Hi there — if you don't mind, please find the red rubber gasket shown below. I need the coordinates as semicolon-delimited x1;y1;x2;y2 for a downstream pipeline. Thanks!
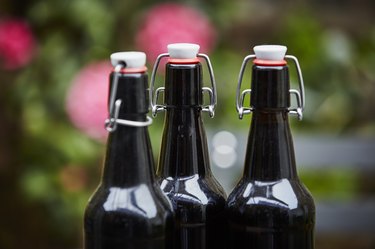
253;59;287;66
113;66;148;74
168;58;200;64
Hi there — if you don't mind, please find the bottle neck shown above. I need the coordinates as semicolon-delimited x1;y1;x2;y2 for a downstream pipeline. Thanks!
157;107;211;177
102;72;155;187
250;64;290;109
102;124;155;187
243;110;297;181
244;64;297;181
164;62;203;107
157;62;211;178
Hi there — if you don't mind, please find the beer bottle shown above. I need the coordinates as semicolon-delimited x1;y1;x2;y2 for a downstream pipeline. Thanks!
226;45;315;249
84;52;173;249
150;43;227;249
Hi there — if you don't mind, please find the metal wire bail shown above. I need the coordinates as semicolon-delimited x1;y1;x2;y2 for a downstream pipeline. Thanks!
105;63;153;132
235;55;256;119
235;54;306;120
150;53;217;118
150;53;169;117
285;55;305;121
197;53;217;118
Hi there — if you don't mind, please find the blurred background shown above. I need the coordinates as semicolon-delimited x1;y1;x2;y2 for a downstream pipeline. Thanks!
0;0;375;248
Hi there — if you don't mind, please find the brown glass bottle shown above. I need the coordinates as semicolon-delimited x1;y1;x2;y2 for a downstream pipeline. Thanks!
154;46;227;249
226;51;315;249
84;54;173;249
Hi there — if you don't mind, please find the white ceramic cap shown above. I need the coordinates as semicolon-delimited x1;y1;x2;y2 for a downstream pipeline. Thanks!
110;52;146;68
253;45;287;61
168;43;200;59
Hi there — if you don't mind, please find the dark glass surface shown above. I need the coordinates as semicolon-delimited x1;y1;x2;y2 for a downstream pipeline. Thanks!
157;62;227;249
84;72;173;249
226;65;315;249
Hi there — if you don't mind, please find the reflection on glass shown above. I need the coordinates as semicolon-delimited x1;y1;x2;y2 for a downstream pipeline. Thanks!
183;174;209;204
242;180;298;209
103;184;157;218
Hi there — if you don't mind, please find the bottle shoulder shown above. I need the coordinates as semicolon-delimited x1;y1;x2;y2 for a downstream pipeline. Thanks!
159;174;227;207
227;178;315;213
85;183;173;220
84;184;173;241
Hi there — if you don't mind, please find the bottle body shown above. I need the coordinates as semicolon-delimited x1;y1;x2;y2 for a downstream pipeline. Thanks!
84;71;173;249
227;64;315;249
157;62;227;249
159;175;227;249
84;182;173;249
227;178;315;248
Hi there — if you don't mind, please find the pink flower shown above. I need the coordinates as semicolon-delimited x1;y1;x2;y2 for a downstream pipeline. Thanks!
136;3;217;64
0;18;36;70
66;61;112;141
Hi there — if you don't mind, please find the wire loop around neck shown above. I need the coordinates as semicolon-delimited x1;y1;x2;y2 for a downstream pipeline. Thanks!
105;64;153;132
150;53;217;118
235;54;305;120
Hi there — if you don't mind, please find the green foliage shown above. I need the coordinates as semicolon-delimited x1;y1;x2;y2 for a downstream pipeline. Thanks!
300;168;359;200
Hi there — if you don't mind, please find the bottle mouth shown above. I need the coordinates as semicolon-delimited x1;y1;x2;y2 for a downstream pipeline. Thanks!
253;45;287;66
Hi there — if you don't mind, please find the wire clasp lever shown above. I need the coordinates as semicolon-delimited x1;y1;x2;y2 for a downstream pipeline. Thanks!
150;53;217;118
235;54;305;120
105;64;152;132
